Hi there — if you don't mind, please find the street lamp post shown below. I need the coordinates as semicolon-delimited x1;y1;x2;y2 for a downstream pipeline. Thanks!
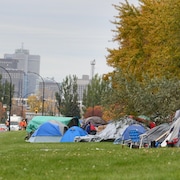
19;70;27;98
28;71;45;115
46;77;61;116
0;66;12;131
21;92;35;118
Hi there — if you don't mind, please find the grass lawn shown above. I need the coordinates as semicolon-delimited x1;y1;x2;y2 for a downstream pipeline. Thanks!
0;130;180;180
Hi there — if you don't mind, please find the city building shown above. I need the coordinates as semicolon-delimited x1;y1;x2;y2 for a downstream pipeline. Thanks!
38;75;90;103
38;77;60;100
77;75;90;101
0;47;91;115
1;47;40;98
0;58;24;97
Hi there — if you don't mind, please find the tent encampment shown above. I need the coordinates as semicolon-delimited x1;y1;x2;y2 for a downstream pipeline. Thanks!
28;120;68;142
75;117;140;142
60;126;88;142
26;116;79;133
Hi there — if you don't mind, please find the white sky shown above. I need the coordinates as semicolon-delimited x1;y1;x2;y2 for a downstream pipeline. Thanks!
0;0;139;82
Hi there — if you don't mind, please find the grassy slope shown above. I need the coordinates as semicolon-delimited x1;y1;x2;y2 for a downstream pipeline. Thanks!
0;131;180;180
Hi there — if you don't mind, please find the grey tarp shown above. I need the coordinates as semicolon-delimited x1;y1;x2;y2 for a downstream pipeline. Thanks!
140;123;170;145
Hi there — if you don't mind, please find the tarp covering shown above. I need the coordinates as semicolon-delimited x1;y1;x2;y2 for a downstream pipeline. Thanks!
140;123;170;145
161;118;180;147
138;115;150;121
61;126;88;142
26;116;79;133
83;116;107;126
97;121;129;140
75;117;147;142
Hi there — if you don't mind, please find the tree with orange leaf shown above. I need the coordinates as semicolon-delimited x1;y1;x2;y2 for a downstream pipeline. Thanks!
82;74;111;119
103;0;180;121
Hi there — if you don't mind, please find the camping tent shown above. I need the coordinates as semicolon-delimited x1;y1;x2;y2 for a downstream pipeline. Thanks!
60;126;88;142
83;116;107;126
122;124;147;141
26;116;79;133
140;123;170;145
28;120;68;143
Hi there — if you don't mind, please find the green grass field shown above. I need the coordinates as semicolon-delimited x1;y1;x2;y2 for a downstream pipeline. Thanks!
0;131;180;180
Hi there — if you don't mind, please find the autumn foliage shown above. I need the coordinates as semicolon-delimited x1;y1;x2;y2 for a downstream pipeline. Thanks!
83;106;103;119
102;0;180;120
107;0;180;81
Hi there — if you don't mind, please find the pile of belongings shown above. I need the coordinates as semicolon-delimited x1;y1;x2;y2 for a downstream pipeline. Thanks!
75;117;148;143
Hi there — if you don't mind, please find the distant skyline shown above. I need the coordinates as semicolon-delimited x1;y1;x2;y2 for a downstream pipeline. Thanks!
0;0;139;82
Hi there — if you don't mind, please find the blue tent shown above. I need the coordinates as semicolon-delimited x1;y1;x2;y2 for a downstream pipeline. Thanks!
122;124;147;141
61;126;88;142
29;121;68;143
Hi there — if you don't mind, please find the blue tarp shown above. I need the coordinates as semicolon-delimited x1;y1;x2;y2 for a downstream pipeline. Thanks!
61;126;88;142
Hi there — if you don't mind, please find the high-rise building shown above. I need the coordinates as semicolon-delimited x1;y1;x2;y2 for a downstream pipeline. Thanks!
0;58;24;97
3;47;40;97
77;75;90;101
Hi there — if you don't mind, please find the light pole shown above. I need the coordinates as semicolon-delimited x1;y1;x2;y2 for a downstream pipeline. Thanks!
46;77;61;116
0;66;12;131
21;92;35;118
18;70;27;98
28;71;45;115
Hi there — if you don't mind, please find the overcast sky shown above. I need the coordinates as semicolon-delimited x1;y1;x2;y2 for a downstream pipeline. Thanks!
0;0;139;82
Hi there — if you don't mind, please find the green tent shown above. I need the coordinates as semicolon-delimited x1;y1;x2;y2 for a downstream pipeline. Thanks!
26;116;79;133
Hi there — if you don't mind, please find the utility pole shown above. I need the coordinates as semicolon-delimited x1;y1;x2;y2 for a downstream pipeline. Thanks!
28;71;45;116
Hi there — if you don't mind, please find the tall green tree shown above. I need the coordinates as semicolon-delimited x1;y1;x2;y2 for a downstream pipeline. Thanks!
60;75;80;118
108;70;180;122
0;75;14;109
0;74;14;120
82;74;111;116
